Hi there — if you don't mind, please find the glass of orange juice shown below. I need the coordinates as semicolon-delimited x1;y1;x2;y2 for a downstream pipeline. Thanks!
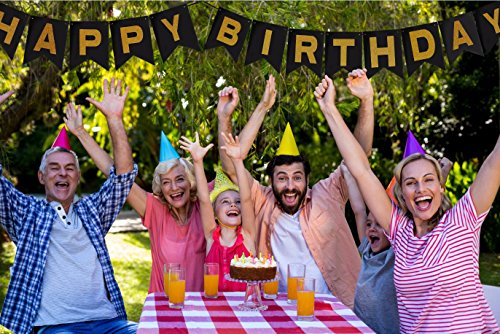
297;278;315;321
204;263;219;299
263;265;279;299
287;263;305;304
163;263;180;298
168;267;186;309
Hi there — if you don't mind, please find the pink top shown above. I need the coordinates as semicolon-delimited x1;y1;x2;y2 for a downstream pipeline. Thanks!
205;226;249;292
142;193;206;293
389;190;499;333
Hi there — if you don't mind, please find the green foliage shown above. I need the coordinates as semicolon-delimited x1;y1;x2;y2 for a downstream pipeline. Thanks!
0;1;498;251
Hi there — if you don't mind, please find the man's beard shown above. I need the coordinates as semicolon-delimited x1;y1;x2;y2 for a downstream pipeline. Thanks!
272;186;306;215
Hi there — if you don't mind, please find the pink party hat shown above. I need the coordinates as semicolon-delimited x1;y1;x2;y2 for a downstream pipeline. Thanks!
51;127;72;150
386;130;426;202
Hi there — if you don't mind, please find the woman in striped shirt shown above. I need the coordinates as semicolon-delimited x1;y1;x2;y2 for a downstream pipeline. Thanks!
314;74;500;333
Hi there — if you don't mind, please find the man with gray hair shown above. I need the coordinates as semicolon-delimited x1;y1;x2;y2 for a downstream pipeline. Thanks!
0;78;138;334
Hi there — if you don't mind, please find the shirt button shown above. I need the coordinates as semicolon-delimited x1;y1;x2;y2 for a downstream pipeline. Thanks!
62;216;66;219
67;221;71;225
57;207;61;210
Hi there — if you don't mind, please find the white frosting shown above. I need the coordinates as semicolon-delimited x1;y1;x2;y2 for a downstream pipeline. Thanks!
230;254;277;268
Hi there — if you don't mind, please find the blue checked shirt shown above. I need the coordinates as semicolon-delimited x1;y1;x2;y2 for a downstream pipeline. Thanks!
0;163;138;334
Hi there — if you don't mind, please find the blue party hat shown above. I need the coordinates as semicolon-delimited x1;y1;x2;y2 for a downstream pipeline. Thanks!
160;131;180;162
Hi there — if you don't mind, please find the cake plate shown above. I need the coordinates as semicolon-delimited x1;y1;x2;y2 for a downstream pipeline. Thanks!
225;274;278;311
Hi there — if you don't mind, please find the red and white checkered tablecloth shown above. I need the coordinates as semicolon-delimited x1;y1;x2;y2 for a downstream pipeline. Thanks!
138;292;374;333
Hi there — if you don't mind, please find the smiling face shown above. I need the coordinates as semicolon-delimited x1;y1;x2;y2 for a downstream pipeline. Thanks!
400;159;444;225
365;213;390;254
38;151;80;211
271;162;308;215
160;165;191;209
214;190;241;227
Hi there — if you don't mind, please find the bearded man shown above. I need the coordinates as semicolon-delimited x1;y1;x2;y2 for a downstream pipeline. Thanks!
217;69;373;308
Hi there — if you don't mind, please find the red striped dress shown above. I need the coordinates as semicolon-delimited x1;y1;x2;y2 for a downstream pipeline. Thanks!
389;190;499;333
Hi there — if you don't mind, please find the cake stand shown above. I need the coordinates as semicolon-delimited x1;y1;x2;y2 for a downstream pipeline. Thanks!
225;274;278;311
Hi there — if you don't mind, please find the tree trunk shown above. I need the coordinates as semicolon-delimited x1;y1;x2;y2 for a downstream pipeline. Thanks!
0;60;61;141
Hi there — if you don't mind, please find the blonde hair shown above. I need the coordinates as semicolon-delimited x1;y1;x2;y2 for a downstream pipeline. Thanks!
393;153;452;226
152;158;197;204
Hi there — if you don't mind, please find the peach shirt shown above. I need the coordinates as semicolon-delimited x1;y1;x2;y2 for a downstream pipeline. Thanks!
251;167;360;308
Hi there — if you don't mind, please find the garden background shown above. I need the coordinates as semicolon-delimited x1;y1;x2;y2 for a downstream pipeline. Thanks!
0;0;499;329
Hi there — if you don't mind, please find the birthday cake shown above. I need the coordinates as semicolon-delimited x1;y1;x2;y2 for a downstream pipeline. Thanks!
230;254;277;281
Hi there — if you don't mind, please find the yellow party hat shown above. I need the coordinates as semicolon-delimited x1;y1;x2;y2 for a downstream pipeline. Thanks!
276;123;300;156
209;166;239;203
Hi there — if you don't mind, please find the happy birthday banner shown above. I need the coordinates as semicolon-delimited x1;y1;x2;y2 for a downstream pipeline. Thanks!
0;2;499;77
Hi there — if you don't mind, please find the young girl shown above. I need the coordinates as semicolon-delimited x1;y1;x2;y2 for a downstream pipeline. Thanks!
180;132;257;291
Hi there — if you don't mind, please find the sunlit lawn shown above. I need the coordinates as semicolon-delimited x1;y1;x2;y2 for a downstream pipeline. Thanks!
1;233;499;333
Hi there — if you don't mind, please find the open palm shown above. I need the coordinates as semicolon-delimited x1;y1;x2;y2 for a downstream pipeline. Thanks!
179;133;213;163
86;78;129;119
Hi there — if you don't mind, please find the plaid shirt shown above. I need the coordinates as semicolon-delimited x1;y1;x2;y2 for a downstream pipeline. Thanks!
0;163;138;334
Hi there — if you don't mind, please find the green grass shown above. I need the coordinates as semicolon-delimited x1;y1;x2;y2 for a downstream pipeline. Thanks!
1;234;499;333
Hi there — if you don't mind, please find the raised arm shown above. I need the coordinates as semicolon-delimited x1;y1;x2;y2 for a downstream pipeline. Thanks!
346;69;374;155
470;135;500;215
179;133;216;243
66;78;148;217
315;74;392;232
220;132;257;254
218;76;276;183
86;78;132;175
340;163;368;243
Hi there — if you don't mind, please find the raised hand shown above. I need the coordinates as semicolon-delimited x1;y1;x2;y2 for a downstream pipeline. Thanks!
438;156;453;184
217;86;239;121
259;74;276;110
314;75;336;112
0;90;14;105
220;132;243;161
346;68;373;101
179;132;214;163
86;78;129;120
63;103;84;135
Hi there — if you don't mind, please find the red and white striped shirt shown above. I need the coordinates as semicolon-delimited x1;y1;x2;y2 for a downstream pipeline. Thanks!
389;190;499;333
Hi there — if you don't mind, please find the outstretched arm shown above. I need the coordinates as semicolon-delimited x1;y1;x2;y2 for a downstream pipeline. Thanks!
66;78;148;217
179;133;216;241
86;78;132;175
346;69;374;156
340;163;367;243
315;75;392;232
220;132;257;254
219;76;276;183
470;135;500;215
0;90;14;105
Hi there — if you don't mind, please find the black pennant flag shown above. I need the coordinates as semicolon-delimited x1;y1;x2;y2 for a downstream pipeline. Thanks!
402;23;444;76
286;29;324;77
24;16;68;69
69;21;109;70
150;5;200;62
475;2;500;56
325;32;362;77
440;12;483;64
205;8;251;61
245;21;287;72
110;16;154;69
0;4;28;60
363;29;404;78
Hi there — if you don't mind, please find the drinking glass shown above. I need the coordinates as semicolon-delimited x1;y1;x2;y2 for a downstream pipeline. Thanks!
263;264;279;299
297;278;316;321
168;267;186;309
163;263;180;298
287;263;305;304
204;263;219;299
